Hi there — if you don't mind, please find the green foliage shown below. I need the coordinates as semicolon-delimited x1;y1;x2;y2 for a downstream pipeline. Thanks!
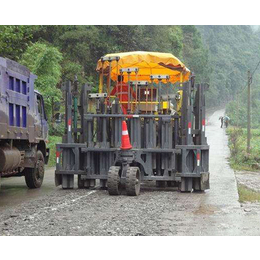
0;25;39;60
226;85;260;129
197;25;260;107
182;26;209;71
226;99;247;127
49;123;65;137
61;59;84;83
47;135;62;167
35;25;208;87
20;42;63;120
227;127;260;170
238;184;260;203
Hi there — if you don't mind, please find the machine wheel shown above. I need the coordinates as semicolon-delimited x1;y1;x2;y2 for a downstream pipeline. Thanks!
25;150;44;189
126;167;141;196
107;166;121;195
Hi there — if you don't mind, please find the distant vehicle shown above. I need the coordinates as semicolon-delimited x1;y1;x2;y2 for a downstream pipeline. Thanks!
0;57;49;190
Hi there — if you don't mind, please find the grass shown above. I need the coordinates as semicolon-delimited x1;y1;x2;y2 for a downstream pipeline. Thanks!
47;135;62;167
238;184;260;203
227;127;260;171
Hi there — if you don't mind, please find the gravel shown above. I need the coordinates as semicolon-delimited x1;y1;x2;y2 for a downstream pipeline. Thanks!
2;109;260;236
0;183;192;236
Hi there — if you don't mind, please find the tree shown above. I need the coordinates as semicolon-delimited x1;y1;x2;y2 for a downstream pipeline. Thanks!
20;42;63;122
0;25;39;60
197;25;260;107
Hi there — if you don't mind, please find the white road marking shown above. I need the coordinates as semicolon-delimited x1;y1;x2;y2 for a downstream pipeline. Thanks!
28;189;98;218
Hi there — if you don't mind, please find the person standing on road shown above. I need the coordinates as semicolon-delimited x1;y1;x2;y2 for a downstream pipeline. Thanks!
224;115;230;128
219;116;224;128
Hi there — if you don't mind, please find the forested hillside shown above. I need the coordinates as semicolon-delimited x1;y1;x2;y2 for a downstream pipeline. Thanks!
197;25;260;107
0;25;209;123
1;25;260;126
0;25;209;121
197;26;260;127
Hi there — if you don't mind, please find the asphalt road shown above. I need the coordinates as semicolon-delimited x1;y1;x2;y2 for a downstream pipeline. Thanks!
0;167;57;210
1;109;260;235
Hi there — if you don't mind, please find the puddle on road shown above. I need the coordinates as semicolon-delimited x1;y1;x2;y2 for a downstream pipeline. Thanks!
193;204;220;215
0;168;56;210
0;184;54;210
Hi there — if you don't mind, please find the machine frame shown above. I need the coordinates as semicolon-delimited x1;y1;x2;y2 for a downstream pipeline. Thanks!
55;53;210;195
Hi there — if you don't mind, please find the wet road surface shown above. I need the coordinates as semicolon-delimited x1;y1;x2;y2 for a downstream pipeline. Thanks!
0;168;57;210
1;109;260;235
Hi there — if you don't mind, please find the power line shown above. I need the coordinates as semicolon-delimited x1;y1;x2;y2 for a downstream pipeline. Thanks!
251;59;260;79
236;58;260;95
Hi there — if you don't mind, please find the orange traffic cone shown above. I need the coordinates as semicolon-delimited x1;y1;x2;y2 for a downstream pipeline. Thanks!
120;120;132;150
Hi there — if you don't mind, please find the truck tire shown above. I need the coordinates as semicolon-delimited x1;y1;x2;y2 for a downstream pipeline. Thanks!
25;150;45;189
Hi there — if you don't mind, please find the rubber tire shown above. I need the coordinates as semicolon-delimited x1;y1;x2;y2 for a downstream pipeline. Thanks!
126;167;141;196
25;150;44;189
107;166;121;195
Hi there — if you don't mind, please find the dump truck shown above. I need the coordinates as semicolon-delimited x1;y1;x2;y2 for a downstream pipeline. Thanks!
0;57;49;189
55;51;209;195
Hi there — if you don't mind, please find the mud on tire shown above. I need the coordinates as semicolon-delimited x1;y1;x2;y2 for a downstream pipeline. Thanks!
24;150;45;189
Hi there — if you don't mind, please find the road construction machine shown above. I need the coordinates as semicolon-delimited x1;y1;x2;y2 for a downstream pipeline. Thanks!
55;51;209;196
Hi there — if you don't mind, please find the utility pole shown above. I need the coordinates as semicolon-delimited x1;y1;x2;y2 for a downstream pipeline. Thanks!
247;70;251;154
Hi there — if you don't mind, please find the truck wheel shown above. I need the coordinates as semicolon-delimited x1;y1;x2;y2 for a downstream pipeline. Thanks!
25;150;44;189
126;167;141;196
107;166;121;195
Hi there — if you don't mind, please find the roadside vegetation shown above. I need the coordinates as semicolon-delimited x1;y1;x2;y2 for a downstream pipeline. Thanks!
227;127;260;203
227;127;260;171
238;184;260;203
47;135;62;167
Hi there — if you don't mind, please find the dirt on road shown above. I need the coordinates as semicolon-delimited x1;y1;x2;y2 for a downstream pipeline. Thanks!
1;109;260;236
